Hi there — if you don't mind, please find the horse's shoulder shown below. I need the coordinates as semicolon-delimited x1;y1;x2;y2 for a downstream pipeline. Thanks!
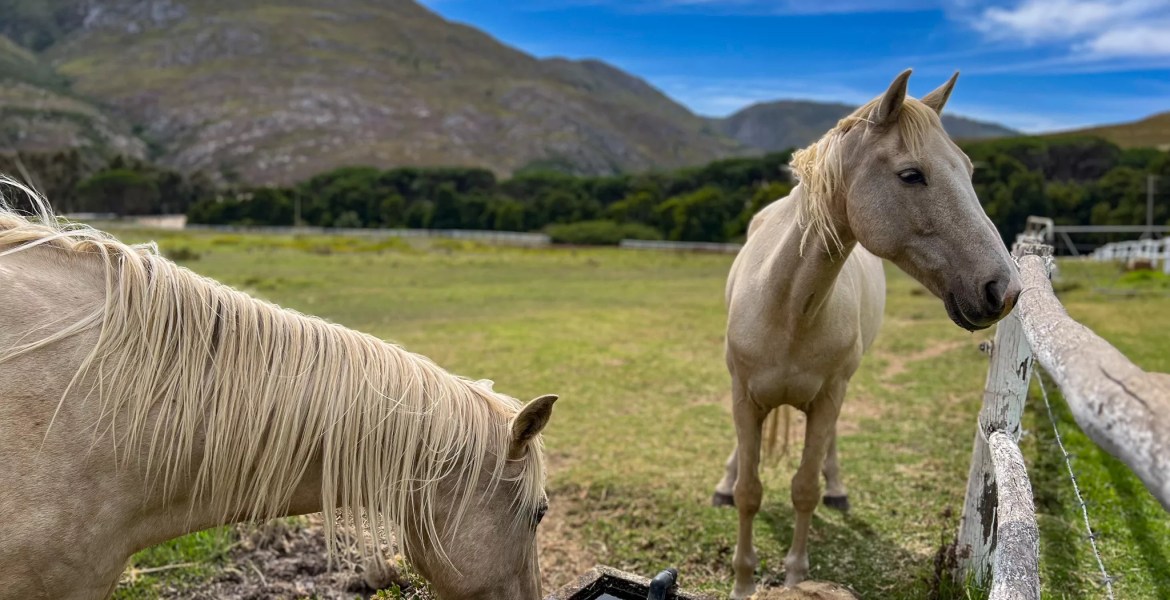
746;196;793;239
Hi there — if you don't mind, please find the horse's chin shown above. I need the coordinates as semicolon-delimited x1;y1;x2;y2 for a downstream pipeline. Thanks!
944;293;991;332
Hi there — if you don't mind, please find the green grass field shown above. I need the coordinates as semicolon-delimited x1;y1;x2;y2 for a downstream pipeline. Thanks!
107;230;1170;599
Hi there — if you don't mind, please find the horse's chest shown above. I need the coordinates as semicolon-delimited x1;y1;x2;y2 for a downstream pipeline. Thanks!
728;325;861;407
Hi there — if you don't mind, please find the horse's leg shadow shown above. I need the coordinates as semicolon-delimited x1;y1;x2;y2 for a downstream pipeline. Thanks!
712;446;738;507
821;426;850;513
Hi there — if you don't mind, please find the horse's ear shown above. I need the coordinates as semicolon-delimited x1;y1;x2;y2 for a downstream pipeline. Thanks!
874;69;912;128
921;71;959;115
510;394;558;453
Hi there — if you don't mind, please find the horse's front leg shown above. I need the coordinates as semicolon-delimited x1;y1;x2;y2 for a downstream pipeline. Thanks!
730;379;766;600
784;384;843;587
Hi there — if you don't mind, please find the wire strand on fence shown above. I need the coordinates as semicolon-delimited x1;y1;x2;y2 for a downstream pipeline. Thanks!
1036;372;1115;599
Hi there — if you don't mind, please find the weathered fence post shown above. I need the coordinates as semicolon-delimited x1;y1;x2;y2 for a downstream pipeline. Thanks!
955;242;1048;587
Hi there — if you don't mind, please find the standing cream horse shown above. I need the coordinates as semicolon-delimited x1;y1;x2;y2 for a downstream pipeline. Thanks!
0;183;558;600
711;70;1022;598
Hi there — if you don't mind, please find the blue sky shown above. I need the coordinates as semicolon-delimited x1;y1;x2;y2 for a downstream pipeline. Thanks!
420;0;1170;133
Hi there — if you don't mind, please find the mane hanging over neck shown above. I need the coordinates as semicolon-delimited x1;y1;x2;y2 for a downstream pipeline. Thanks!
788;97;943;256
0;177;546;566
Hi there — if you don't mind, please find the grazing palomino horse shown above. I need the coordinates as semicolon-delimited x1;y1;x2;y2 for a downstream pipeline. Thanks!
711;70;1022;598
0;183;558;600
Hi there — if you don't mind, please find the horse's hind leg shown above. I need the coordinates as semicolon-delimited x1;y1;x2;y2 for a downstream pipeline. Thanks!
821;426;849;512
784;384;843;587
712;447;737;507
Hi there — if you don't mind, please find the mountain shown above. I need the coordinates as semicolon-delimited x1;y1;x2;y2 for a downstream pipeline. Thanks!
0;32;146;162
0;0;742;184
713;100;1018;152
1044;112;1170;150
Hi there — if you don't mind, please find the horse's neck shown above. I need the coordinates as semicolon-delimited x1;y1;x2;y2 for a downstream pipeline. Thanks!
130;408;328;551
760;188;857;320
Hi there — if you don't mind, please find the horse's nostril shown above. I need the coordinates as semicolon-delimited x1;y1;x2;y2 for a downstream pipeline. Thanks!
984;279;1003;311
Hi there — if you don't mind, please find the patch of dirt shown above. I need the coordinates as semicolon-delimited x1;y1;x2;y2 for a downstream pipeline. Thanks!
168;503;595;598
165;515;422;600
836;392;883;436
879;339;970;382
168;450;592;599
538;490;598;593
538;449;598;593
750;581;861;599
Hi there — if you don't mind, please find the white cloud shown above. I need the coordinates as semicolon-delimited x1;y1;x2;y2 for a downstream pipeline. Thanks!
972;0;1170;58
653;75;869;116
723;0;940;13
1086;24;1170;57
564;0;942;14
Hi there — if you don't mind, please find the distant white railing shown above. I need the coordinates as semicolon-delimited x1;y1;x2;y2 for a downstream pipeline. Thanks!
1089;238;1170;274
618;239;742;254
179;224;551;247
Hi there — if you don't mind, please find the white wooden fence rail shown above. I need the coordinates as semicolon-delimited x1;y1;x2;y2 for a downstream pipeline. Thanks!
958;231;1170;596
987;430;1040;600
1016;253;1170;510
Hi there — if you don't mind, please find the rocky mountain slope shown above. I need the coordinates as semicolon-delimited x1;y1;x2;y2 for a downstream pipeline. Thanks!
0;31;145;161
713;99;1018;152
2;0;741;183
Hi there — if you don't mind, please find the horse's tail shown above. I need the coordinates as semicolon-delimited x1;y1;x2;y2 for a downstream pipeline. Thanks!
762;404;793;460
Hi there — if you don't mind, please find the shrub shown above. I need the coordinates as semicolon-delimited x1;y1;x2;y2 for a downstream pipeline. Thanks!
162;246;201;262
332;210;364;229
545;220;663;245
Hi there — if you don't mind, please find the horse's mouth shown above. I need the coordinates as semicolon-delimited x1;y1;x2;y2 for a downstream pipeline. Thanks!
944;293;991;332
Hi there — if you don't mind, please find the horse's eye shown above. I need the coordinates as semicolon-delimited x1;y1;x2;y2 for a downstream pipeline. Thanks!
898;169;926;185
535;504;548;525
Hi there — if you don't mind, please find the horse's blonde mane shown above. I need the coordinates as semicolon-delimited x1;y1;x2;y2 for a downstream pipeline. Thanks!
789;96;942;255
0;178;546;566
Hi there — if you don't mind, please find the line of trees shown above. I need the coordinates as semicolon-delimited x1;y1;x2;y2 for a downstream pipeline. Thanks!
2;135;1168;246
184;153;795;244
0;152;214;216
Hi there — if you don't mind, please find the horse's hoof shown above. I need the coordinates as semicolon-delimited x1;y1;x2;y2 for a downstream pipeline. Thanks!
712;491;735;507
823;494;850;512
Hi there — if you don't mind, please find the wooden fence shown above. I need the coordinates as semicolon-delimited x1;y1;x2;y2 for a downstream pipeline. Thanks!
956;234;1170;597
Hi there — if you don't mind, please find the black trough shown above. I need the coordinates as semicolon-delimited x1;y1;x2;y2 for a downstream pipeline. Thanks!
545;565;716;600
